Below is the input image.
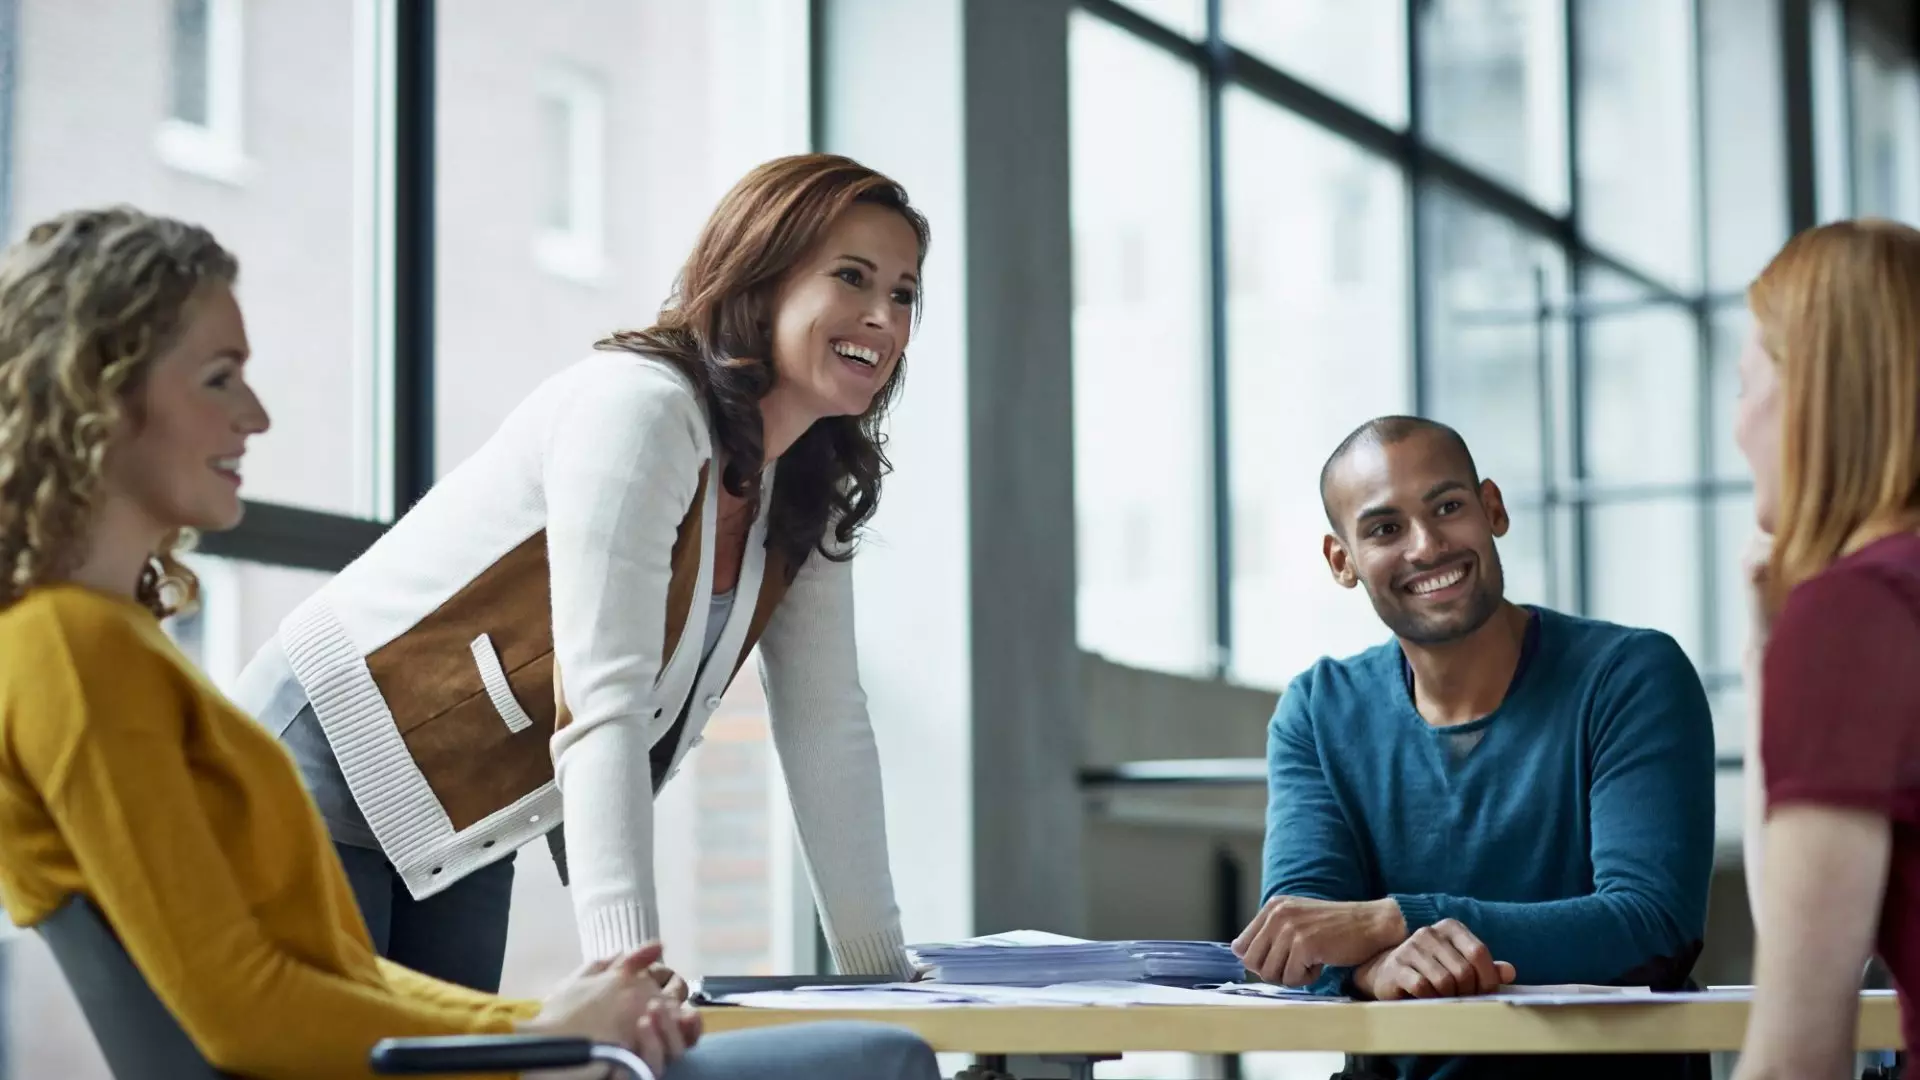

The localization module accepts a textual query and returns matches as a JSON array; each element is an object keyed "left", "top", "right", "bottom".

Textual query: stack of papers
[
  {"left": 718, "top": 980, "right": 1340, "bottom": 1010},
  {"left": 908, "top": 930, "right": 1248, "bottom": 987}
]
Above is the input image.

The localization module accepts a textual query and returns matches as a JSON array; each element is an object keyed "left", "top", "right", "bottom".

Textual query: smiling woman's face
[
  {"left": 105, "top": 283, "right": 269, "bottom": 534},
  {"left": 765, "top": 202, "right": 921, "bottom": 423}
]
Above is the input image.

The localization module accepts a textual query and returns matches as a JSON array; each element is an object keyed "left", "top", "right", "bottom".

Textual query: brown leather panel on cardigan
[
  {"left": 361, "top": 462, "right": 800, "bottom": 833},
  {"left": 659, "top": 466, "right": 708, "bottom": 677},
  {"left": 367, "top": 531, "right": 552, "bottom": 736}
]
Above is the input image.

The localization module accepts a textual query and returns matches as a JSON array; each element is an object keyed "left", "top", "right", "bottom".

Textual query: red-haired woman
[
  {"left": 1731, "top": 219, "right": 1920, "bottom": 1078},
  {"left": 233, "top": 153, "right": 926, "bottom": 993}
]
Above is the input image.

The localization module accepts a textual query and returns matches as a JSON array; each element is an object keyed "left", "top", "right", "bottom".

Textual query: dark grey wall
[
  {"left": 819, "top": 0, "right": 1085, "bottom": 938},
  {"left": 961, "top": 0, "right": 1084, "bottom": 937}
]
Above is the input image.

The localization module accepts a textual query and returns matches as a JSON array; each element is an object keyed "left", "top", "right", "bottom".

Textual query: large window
[
  {"left": 1846, "top": 2, "right": 1920, "bottom": 223},
  {"left": 1068, "top": 10, "right": 1213, "bottom": 676},
  {"left": 1067, "top": 0, "right": 1919, "bottom": 762},
  {"left": 14, "top": 0, "right": 380, "bottom": 519},
  {"left": 0, "top": 0, "right": 810, "bottom": 1073},
  {"left": 1223, "top": 90, "right": 1409, "bottom": 687},
  {"left": 1421, "top": 188, "right": 1570, "bottom": 610},
  {"left": 1417, "top": 0, "right": 1569, "bottom": 210}
]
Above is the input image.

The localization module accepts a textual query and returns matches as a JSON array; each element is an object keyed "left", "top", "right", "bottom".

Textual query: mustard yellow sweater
[{"left": 0, "top": 586, "right": 541, "bottom": 1079}]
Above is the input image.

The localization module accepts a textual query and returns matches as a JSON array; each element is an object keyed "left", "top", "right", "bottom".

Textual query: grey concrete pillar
[{"left": 819, "top": 0, "right": 1085, "bottom": 939}]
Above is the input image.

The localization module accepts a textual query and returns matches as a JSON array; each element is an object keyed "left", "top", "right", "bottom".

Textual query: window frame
[
  {"left": 155, "top": 0, "right": 252, "bottom": 185},
  {"left": 531, "top": 65, "right": 609, "bottom": 285},
  {"left": 1074, "top": 0, "right": 1906, "bottom": 777}
]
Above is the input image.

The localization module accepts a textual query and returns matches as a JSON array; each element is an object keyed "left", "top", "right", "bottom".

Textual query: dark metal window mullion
[
  {"left": 393, "top": 0, "right": 436, "bottom": 515},
  {"left": 1406, "top": 0, "right": 1429, "bottom": 421},
  {"left": 1204, "top": 0, "right": 1233, "bottom": 677},
  {"left": 1563, "top": 0, "right": 1593, "bottom": 616},
  {"left": 1690, "top": 0, "right": 1724, "bottom": 680}
]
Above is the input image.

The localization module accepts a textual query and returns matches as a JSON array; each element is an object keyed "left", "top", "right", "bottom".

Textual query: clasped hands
[
  {"left": 1230, "top": 896, "right": 1516, "bottom": 1000},
  {"left": 521, "top": 941, "right": 701, "bottom": 1079}
]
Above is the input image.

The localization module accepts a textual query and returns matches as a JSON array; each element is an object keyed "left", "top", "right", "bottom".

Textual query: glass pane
[
  {"left": 1710, "top": 302, "right": 1756, "bottom": 481},
  {"left": 1070, "top": 11, "right": 1214, "bottom": 676},
  {"left": 169, "top": 0, "right": 211, "bottom": 125},
  {"left": 1417, "top": 0, "right": 1569, "bottom": 210},
  {"left": 1224, "top": 0, "right": 1408, "bottom": 125},
  {"left": 1222, "top": 91, "right": 1409, "bottom": 690},
  {"left": 1713, "top": 488, "right": 1762, "bottom": 675},
  {"left": 5, "top": 556, "right": 330, "bottom": 1080},
  {"left": 1848, "top": 12, "right": 1920, "bottom": 225},
  {"left": 1586, "top": 497, "right": 1705, "bottom": 665},
  {"left": 1581, "top": 269, "right": 1700, "bottom": 486},
  {"left": 1709, "top": 682, "right": 1748, "bottom": 764},
  {"left": 1421, "top": 186, "right": 1570, "bottom": 501},
  {"left": 1702, "top": 0, "right": 1788, "bottom": 291},
  {"left": 438, "top": 0, "right": 811, "bottom": 988},
  {"left": 1501, "top": 502, "right": 1552, "bottom": 610},
  {"left": 1548, "top": 502, "right": 1580, "bottom": 611},
  {"left": 1111, "top": 0, "right": 1206, "bottom": 40},
  {"left": 10, "top": 1, "right": 382, "bottom": 518},
  {"left": 536, "top": 94, "right": 575, "bottom": 232},
  {"left": 1574, "top": 0, "right": 1699, "bottom": 288},
  {"left": 436, "top": 0, "right": 810, "bottom": 471}
]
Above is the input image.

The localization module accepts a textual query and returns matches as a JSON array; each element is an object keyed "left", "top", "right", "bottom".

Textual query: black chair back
[{"left": 35, "top": 895, "right": 231, "bottom": 1080}]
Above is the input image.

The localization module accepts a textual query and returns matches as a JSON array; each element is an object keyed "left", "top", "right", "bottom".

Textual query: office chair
[
  {"left": 37, "top": 894, "right": 654, "bottom": 1079},
  {"left": 35, "top": 895, "right": 231, "bottom": 1080},
  {"left": 371, "top": 1035, "right": 655, "bottom": 1078}
]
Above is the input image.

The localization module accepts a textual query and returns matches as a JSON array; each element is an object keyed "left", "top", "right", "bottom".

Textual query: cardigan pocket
[
  {"left": 401, "top": 648, "right": 558, "bottom": 831},
  {"left": 470, "top": 633, "right": 536, "bottom": 734}
]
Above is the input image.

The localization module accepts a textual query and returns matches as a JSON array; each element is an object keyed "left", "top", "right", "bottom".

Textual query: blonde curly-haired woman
[{"left": 0, "top": 206, "right": 936, "bottom": 1080}]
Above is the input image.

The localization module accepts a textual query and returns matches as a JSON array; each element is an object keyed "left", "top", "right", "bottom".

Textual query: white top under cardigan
[{"left": 229, "top": 352, "right": 908, "bottom": 974}]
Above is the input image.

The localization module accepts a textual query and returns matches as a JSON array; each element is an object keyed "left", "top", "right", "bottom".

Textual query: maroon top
[{"left": 1763, "top": 531, "right": 1920, "bottom": 1051}]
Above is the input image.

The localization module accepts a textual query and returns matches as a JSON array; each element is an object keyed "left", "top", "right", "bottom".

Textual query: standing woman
[
  {"left": 233, "top": 153, "right": 924, "bottom": 991},
  {"left": 1730, "top": 218, "right": 1920, "bottom": 1079}
]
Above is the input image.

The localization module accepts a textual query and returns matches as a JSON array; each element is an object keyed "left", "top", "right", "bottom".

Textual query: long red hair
[{"left": 1749, "top": 218, "right": 1920, "bottom": 609}]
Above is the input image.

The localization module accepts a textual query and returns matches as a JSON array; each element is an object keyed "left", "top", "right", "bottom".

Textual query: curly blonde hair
[{"left": 0, "top": 206, "right": 239, "bottom": 618}]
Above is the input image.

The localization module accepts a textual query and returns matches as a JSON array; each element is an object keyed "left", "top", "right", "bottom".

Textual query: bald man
[{"left": 1231, "top": 417, "right": 1714, "bottom": 1080}]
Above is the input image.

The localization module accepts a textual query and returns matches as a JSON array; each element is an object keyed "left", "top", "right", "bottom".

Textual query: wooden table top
[{"left": 700, "top": 992, "right": 1904, "bottom": 1055}]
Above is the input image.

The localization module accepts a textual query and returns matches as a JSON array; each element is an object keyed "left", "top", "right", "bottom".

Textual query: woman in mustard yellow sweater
[
  {"left": 0, "top": 208, "right": 937, "bottom": 1080},
  {"left": 0, "top": 208, "right": 706, "bottom": 1078}
]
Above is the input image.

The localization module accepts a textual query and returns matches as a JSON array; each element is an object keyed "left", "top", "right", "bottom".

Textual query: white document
[
  {"left": 973, "top": 981, "right": 1329, "bottom": 1007},
  {"left": 722, "top": 980, "right": 1342, "bottom": 1010},
  {"left": 1498, "top": 986, "right": 1899, "bottom": 1007},
  {"left": 721, "top": 986, "right": 987, "bottom": 1010},
  {"left": 1201, "top": 981, "right": 1346, "bottom": 1003}
]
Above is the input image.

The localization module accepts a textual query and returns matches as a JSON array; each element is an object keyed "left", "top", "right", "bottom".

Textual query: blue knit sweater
[{"left": 1261, "top": 607, "right": 1715, "bottom": 1078}]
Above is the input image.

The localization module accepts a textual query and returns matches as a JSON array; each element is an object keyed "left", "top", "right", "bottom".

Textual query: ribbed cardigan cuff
[
  {"left": 578, "top": 900, "right": 660, "bottom": 961},
  {"left": 826, "top": 922, "right": 911, "bottom": 978}
]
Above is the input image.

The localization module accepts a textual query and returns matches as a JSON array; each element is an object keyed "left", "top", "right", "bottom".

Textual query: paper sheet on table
[
  {"left": 720, "top": 980, "right": 1343, "bottom": 1009},
  {"left": 1490, "top": 985, "right": 1898, "bottom": 1006},
  {"left": 1199, "top": 981, "right": 1346, "bottom": 1003}
]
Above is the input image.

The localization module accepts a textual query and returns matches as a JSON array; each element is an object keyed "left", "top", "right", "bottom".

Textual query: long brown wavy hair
[
  {"left": 1749, "top": 218, "right": 1920, "bottom": 610},
  {"left": 0, "top": 207, "right": 240, "bottom": 617},
  {"left": 598, "top": 153, "right": 930, "bottom": 573}
]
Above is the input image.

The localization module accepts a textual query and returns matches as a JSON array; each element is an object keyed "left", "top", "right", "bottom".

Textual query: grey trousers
[{"left": 666, "top": 1022, "right": 939, "bottom": 1080}]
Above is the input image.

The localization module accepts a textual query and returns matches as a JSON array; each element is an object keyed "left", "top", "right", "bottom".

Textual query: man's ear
[
  {"left": 1480, "top": 478, "right": 1510, "bottom": 538},
  {"left": 1324, "top": 534, "right": 1360, "bottom": 589}
]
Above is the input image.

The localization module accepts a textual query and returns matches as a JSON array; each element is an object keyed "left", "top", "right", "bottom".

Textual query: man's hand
[
  {"left": 1353, "top": 920, "right": 1515, "bottom": 1000},
  {"left": 1232, "top": 896, "right": 1407, "bottom": 986}
]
